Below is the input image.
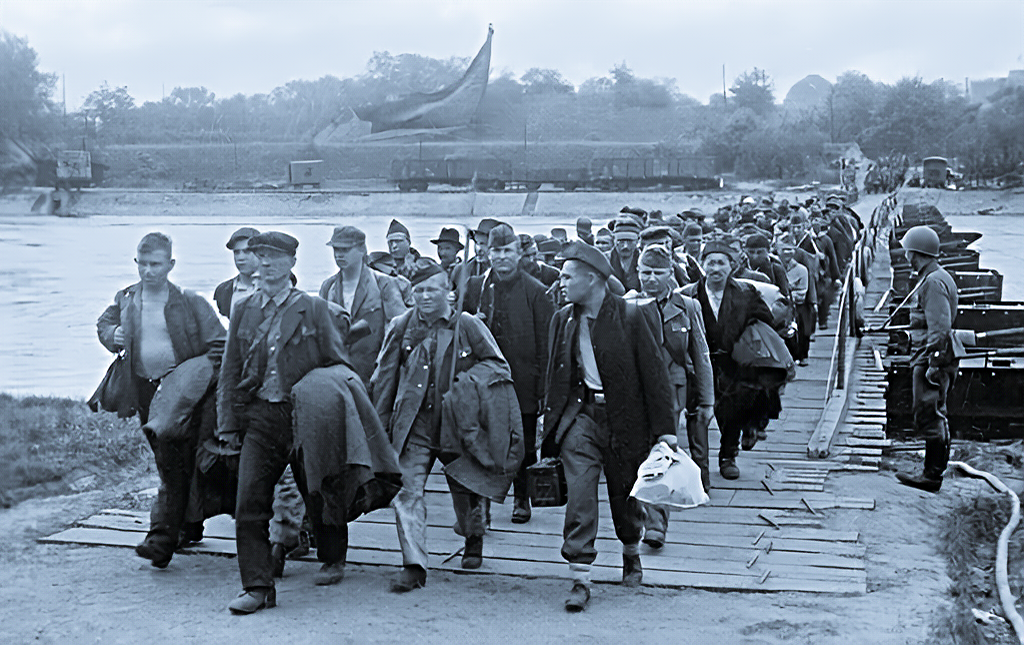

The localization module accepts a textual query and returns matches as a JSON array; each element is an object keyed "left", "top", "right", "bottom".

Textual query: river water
[{"left": 1, "top": 208, "right": 1021, "bottom": 399}]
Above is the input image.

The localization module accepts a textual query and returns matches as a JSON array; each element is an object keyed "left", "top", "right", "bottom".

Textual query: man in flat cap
[
  {"left": 461, "top": 218, "right": 502, "bottom": 280},
  {"left": 680, "top": 239, "right": 774, "bottom": 480},
  {"left": 216, "top": 231, "right": 352, "bottom": 614},
  {"left": 430, "top": 227, "right": 465, "bottom": 282},
  {"left": 214, "top": 227, "right": 260, "bottom": 318},
  {"left": 97, "top": 232, "right": 225, "bottom": 569},
  {"left": 320, "top": 226, "right": 410, "bottom": 385},
  {"left": 463, "top": 224, "right": 555, "bottom": 523},
  {"left": 543, "top": 241, "right": 675, "bottom": 612},
  {"left": 371, "top": 261, "right": 517, "bottom": 591},
  {"left": 608, "top": 217, "right": 642, "bottom": 292},
  {"left": 386, "top": 219, "right": 421, "bottom": 282}
]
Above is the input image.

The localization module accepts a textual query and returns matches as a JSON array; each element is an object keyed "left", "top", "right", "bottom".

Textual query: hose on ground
[{"left": 949, "top": 460, "right": 1024, "bottom": 644}]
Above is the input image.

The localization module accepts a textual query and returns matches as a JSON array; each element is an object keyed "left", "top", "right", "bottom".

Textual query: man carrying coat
[
  {"left": 543, "top": 242, "right": 676, "bottom": 612},
  {"left": 216, "top": 232, "right": 351, "bottom": 614}
]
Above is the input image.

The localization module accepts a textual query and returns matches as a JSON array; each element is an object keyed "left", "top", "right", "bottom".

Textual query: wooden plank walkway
[{"left": 42, "top": 286, "right": 880, "bottom": 595}]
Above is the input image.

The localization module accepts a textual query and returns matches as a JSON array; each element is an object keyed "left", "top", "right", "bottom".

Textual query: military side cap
[
  {"left": 557, "top": 241, "right": 612, "bottom": 279},
  {"left": 488, "top": 223, "right": 517, "bottom": 248},
  {"left": 430, "top": 227, "right": 464, "bottom": 249},
  {"left": 327, "top": 225, "right": 366, "bottom": 247},
  {"left": 249, "top": 231, "right": 299, "bottom": 256},
  {"left": 410, "top": 260, "right": 446, "bottom": 286},
  {"left": 226, "top": 227, "right": 260, "bottom": 249},
  {"left": 386, "top": 219, "right": 410, "bottom": 240}
]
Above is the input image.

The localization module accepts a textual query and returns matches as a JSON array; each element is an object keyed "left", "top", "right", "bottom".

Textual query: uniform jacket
[
  {"left": 908, "top": 260, "right": 961, "bottom": 368},
  {"left": 522, "top": 259, "right": 561, "bottom": 287},
  {"left": 608, "top": 247, "right": 641, "bottom": 293},
  {"left": 98, "top": 282, "right": 225, "bottom": 411},
  {"left": 320, "top": 265, "right": 409, "bottom": 383},
  {"left": 370, "top": 308, "right": 507, "bottom": 454},
  {"left": 217, "top": 288, "right": 348, "bottom": 436},
  {"left": 542, "top": 291, "right": 676, "bottom": 468},
  {"left": 625, "top": 290, "right": 715, "bottom": 409},
  {"left": 462, "top": 269, "right": 555, "bottom": 414}
]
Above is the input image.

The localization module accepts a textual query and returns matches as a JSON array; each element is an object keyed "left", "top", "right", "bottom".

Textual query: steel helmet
[{"left": 901, "top": 225, "right": 940, "bottom": 257}]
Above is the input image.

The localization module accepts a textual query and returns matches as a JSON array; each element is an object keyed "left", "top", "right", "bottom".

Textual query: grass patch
[
  {"left": 0, "top": 393, "right": 150, "bottom": 505},
  {"left": 931, "top": 488, "right": 1024, "bottom": 644}
]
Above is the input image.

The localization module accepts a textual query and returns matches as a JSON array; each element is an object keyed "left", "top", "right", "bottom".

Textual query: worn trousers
[
  {"left": 512, "top": 413, "right": 539, "bottom": 500},
  {"left": 393, "top": 412, "right": 486, "bottom": 570},
  {"left": 645, "top": 384, "right": 710, "bottom": 536},
  {"left": 235, "top": 400, "right": 346, "bottom": 591},
  {"left": 912, "top": 363, "right": 955, "bottom": 442},
  {"left": 136, "top": 377, "right": 198, "bottom": 557},
  {"left": 560, "top": 403, "right": 643, "bottom": 565}
]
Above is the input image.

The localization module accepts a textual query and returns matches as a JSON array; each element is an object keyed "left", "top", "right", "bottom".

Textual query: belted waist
[{"left": 583, "top": 388, "right": 605, "bottom": 405}]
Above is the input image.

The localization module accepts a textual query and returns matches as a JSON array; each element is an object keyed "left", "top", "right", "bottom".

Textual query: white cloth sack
[{"left": 629, "top": 442, "right": 710, "bottom": 510}]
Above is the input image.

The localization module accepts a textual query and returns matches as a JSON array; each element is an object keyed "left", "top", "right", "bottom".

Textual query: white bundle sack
[{"left": 629, "top": 442, "right": 710, "bottom": 510}]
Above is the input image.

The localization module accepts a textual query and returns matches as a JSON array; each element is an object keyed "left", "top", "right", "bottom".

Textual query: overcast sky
[{"left": 2, "top": 0, "right": 1022, "bottom": 110}]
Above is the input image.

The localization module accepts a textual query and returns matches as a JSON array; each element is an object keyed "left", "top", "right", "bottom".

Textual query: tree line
[{"left": 3, "top": 29, "right": 1022, "bottom": 181}]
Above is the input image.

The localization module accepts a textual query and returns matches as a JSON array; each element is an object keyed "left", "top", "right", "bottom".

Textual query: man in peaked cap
[
  {"left": 320, "top": 225, "right": 409, "bottom": 384},
  {"left": 462, "top": 223, "right": 555, "bottom": 523},
  {"left": 543, "top": 241, "right": 675, "bottom": 612},
  {"left": 386, "top": 219, "right": 421, "bottom": 282},
  {"left": 609, "top": 216, "right": 642, "bottom": 292},
  {"left": 214, "top": 227, "right": 261, "bottom": 318},
  {"left": 430, "top": 227, "right": 465, "bottom": 281},
  {"left": 217, "top": 231, "right": 354, "bottom": 613}
]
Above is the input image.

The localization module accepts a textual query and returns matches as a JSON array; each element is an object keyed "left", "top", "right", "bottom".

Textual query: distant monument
[{"left": 353, "top": 25, "right": 493, "bottom": 135}]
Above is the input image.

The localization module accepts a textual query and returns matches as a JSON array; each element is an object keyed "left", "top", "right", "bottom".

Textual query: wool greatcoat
[
  {"left": 542, "top": 290, "right": 676, "bottom": 479},
  {"left": 319, "top": 265, "right": 409, "bottom": 384}
]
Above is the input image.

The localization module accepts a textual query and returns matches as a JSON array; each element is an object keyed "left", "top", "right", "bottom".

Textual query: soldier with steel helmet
[{"left": 895, "top": 225, "right": 963, "bottom": 493}]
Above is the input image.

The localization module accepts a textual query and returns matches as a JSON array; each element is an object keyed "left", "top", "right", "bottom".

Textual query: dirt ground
[{"left": 0, "top": 463, "right": 977, "bottom": 645}]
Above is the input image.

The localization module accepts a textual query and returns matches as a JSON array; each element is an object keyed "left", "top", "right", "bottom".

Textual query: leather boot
[
  {"left": 270, "top": 543, "right": 286, "bottom": 578},
  {"left": 719, "top": 458, "right": 740, "bottom": 480},
  {"left": 228, "top": 587, "right": 276, "bottom": 615},
  {"left": 622, "top": 554, "right": 643, "bottom": 587},
  {"left": 390, "top": 565, "right": 426, "bottom": 593},
  {"left": 896, "top": 437, "right": 949, "bottom": 493},
  {"left": 511, "top": 495, "right": 532, "bottom": 524},
  {"left": 462, "top": 535, "right": 483, "bottom": 570},
  {"left": 564, "top": 582, "right": 590, "bottom": 612}
]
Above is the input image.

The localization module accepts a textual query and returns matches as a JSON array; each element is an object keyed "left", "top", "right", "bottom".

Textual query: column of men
[{"left": 96, "top": 192, "right": 861, "bottom": 614}]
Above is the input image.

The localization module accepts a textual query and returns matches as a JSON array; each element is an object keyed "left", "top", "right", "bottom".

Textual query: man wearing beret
[
  {"left": 371, "top": 261, "right": 511, "bottom": 592},
  {"left": 608, "top": 217, "right": 642, "bottom": 292},
  {"left": 626, "top": 244, "right": 715, "bottom": 532},
  {"left": 213, "top": 227, "right": 260, "bottom": 318},
  {"left": 463, "top": 224, "right": 555, "bottom": 523},
  {"left": 216, "top": 232, "right": 352, "bottom": 614},
  {"left": 543, "top": 241, "right": 675, "bottom": 611},
  {"left": 681, "top": 239, "right": 775, "bottom": 480},
  {"left": 386, "top": 219, "right": 421, "bottom": 282},
  {"left": 320, "top": 226, "right": 410, "bottom": 385}
]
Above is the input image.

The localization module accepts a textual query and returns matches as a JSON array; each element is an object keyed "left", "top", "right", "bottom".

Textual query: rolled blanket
[{"left": 143, "top": 355, "right": 215, "bottom": 440}]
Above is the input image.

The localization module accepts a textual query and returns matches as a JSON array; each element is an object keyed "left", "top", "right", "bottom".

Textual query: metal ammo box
[{"left": 527, "top": 457, "right": 568, "bottom": 507}]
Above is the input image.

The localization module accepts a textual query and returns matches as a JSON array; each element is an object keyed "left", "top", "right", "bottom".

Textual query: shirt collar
[
  {"left": 416, "top": 305, "right": 454, "bottom": 325},
  {"left": 259, "top": 284, "right": 292, "bottom": 308}
]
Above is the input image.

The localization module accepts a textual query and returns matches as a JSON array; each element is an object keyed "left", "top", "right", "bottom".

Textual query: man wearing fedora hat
[
  {"left": 430, "top": 227, "right": 465, "bottom": 282},
  {"left": 216, "top": 231, "right": 352, "bottom": 614},
  {"left": 542, "top": 241, "right": 675, "bottom": 612}
]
